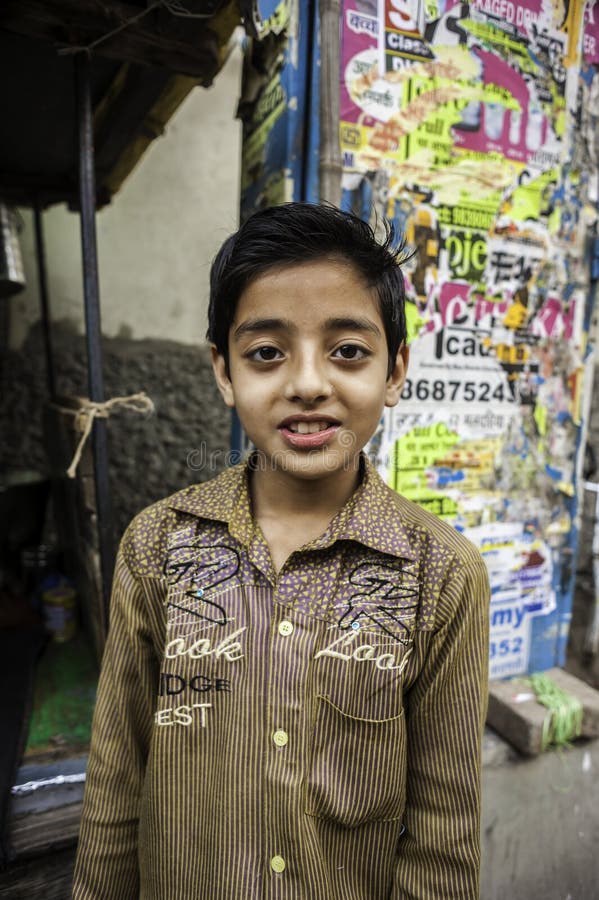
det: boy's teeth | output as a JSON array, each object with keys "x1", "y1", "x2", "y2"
[{"x1": 288, "y1": 421, "x2": 329, "y2": 434}]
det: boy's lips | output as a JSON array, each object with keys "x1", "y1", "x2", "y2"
[{"x1": 277, "y1": 415, "x2": 341, "y2": 450}]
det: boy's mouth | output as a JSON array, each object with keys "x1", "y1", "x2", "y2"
[
  {"x1": 278, "y1": 415, "x2": 340, "y2": 432},
  {"x1": 287, "y1": 420, "x2": 331, "y2": 434},
  {"x1": 277, "y1": 416, "x2": 341, "y2": 449}
]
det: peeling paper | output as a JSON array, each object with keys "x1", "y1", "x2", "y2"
[{"x1": 344, "y1": 0, "x2": 599, "y2": 676}]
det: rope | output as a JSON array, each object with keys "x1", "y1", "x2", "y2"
[
  {"x1": 57, "y1": 2, "x2": 162, "y2": 56},
  {"x1": 56, "y1": 392, "x2": 155, "y2": 479},
  {"x1": 529, "y1": 672, "x2": 583, "y2": 751},
  {"x1": 57, "y1": 0, "x2": 217, "y2": 57}
]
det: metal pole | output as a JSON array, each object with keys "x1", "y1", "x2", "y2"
[
  {"x1": 75, "y1": 52, "x2": 115, "y2": 634},
  {"x1": 33, "y1": 202, "x2": 56, "y2": 399}
]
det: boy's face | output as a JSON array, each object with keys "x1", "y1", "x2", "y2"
[{"x1": 211, "y1": 258, "x2": 408, "y2": 484}]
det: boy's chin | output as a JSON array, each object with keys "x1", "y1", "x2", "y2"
[{"x1": 258, "y1": 448, "x2": 361, "y2": 478}]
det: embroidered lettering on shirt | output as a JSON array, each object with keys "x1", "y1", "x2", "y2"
[
  {"x1": 164, "y1": 543, "x2": 240, "y2": 627},
  {"x1": 337, "y1": 561, "x2": 419, "y2": 643},
  {"x1": 159, "y1": 674, "x2": 232, "y2": 695},
  {"x1": 167, "y1": 593, "x2": 229, "y2": 627},
  {"x1": 154, "y1": 703, "x2": 211, "y2": 727},
  {"x1": 314, "y1": 625, "x2": 413, "y2": 672},
  {"x1": 164, "y1": 542, "x2": 240, "y2": 589},
  {"x1": 164, "y1": 626, "x2": 247, "y2": 662}
]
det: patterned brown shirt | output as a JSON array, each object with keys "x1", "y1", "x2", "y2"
[{"x1": 73, "y1": 453, "x2": 490, "y2": 899}]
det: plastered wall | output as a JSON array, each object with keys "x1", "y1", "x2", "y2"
[
  {"x1": 2, "y1": 48, "x2": 243, "y2": 539},
  {"x1": 10, "y1": 46, "x2": 243, "y2": 350}
]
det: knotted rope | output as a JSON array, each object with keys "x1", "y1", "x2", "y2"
[{"x1": 59, "y1": 392, "x2": 155, "y2": 478}]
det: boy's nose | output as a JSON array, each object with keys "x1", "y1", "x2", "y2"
[{"x1": 283, "y1": 352, "x2": 333, "y2": 402}]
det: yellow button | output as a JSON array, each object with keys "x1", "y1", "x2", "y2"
[
  {"x1": 272, "y1": 730, "x2": 288, "y2": 747},
  {"x1": 270, "y1": 855, "x2": 286, "y2": 873},
  {"x1": 278, "y1": 620, "x2": 294, "y2": 636}
]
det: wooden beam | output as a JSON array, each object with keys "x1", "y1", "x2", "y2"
[
  {"x1": 0, "y1": 0, "x2": 224, "y2": 80},
  {"x1": 88, "y1": 0, "x2": 241, "y2": 197},
  {"x1": 0, "y1": 172, "x2": 79, "y2": 208},
  {"x1": 100, "y1": 74, "x2": 200, "y2": 197},
  {"x1": 94, "y1": 64, "x2": 173, "y2": 177}
]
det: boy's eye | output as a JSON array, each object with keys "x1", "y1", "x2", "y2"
[
  {"x1": 248, "y1": 346, "x2": 282, "y2": 362},
  {"x1": 333, "y1": 344, "x2": 368, "y2": 360}
]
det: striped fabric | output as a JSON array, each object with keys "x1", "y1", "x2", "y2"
[{"x1": 72, "y1": 453, "x2": 489, "y2": 899}]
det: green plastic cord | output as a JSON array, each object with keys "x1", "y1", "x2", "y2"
[{"x1": 529, "y1": 673, "x2": 583, "y2": 751}]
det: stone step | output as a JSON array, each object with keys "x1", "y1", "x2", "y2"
[{"x1": 487, "y1": 667, "x2": 599, "y2": 756}]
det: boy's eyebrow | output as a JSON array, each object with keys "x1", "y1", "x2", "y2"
[
  {"x1": 233, "y1": 315, "x2": 382, "y2": 340},
  {"x1": 233, "y1": 317, "x2": 292, "y2": 340},
  {"x1": 324, "y1": 316, "x2": 382, "y2": 336}
]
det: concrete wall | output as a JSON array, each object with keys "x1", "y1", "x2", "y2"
[
  {"x1": 10, "y1": 47, "x2": 242, "y2": 350},
  {"x1": 3, "y1": 48, "x2": 242, "y2": 541},
  {"x1": 567, "y1": 357, "x2": 599, "y2": 691},
  {"x1": 2, "y1": 323, "x2": 231, "y2": 541}
]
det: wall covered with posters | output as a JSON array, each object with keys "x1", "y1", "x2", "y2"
[
  {"x1": 238, "y1": 0, "x2": 319, "y2": 216},
  {"x1": 341, "y1": 0, "x2": 599, "y2": 677}
]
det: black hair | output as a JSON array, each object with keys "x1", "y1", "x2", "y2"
[{"x1": 207, "y1": 202, "x2": 409, "y2": 377}]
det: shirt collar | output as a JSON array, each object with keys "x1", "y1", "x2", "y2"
[{"x1": 168, "y1": 452, "x2": 417, "y2": 562}]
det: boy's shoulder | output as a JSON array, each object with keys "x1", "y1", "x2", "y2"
[
  {"x1": 366, "y1": 466, "x2": 484, "y2": 573},
  {"x1": 367, "y1": 479, "x2": 488, "y2": 632},
  {"x1": 120, "y1": 463, "x2": 245, "y2": 577}
]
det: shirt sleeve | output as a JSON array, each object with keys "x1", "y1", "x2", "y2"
[
  {"x1": 72, "y1": 540, "x2": 161, "y2": 900},
  {"x1": 391, "y1": 547, "x2": 490, "y2": 900}
]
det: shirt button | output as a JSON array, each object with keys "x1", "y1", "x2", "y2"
[
  {"x1": 278, "y1": 620, "x2": 294, "y2": 636},
  {"x1": 270, "y1": 855, "x2": 286, "y2": 873},
  {"x1": 272, "y1": 729, "x2": 289, "y2": 747}
]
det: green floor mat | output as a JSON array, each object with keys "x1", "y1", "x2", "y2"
[{"x1": 25, "y1": 632, "x2": 99, "y2": 753}]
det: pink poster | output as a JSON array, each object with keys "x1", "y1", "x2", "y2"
[
  {"x1": 583, "y1": 0, "x2": 599, "y2": 64},
  {"x1": 341, "y1": 6, "x2": 379, "y2": 127}
]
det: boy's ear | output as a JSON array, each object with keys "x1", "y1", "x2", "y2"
[
  {"x1": 384, "y1": 344, "x2": 409, "y2": 407},
  {"x1": 210, "y1": 345, "x2": 235, "y2": 408}
]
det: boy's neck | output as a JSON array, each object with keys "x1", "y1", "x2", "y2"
[{"x1": 249, "y1": 454, "x2": 363, "y2": 524}]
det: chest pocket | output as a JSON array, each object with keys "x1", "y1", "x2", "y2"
[{"x1": 303, "y1": 621, "x2": 412, "y2": 828}]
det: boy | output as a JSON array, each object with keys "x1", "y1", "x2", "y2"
[{"x1": 73, "y1": 203, "x2": 489, "y2": 899}]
